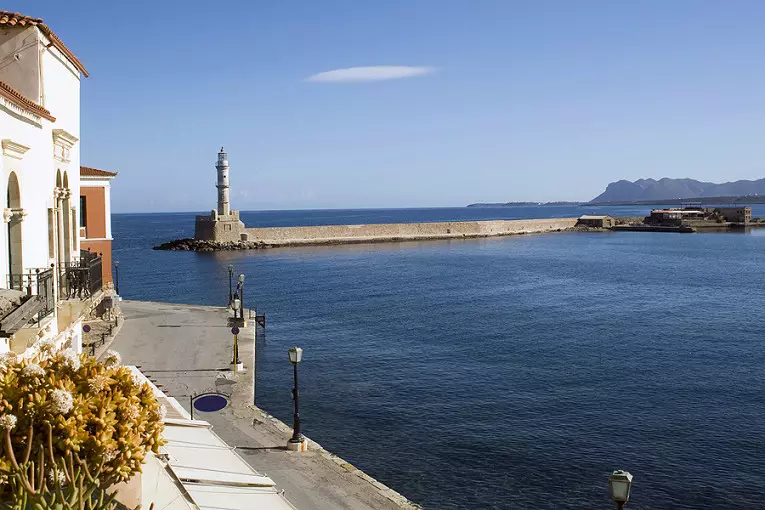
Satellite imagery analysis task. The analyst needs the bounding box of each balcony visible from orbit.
[2,267,56,351]
[60,251,103,300]
[57,251,104,335]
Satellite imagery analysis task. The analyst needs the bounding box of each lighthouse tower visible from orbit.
[216,147,230,216]
[194,147,245,241]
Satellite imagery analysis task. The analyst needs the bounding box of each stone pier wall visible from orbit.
[245,218,578,246]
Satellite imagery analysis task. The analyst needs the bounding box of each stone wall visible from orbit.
[194,210,246,241]
[245,218,578,246]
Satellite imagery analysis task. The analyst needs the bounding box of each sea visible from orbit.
[112,205,765,509]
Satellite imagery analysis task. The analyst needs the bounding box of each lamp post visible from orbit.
[113,260,119,295]
[231,298,241,369]
[287,346,304,449]
[238,274,245,317]
[227,264,233,305]
[608,470,633,510]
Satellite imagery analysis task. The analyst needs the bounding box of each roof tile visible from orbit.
[80,166,118,178]
[0,11,88,77]
[0,80,55,121]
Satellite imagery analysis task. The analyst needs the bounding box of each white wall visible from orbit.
[0,26,81,283]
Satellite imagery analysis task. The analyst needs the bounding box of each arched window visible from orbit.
[7,172,22,283]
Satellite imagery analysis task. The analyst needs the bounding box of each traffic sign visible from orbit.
[231,327,240,335]
[83,324,91,333]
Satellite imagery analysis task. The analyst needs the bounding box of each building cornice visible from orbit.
[1,139,31,160]
[0,82,54,126]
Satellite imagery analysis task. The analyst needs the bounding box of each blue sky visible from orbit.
[13,1,765,212]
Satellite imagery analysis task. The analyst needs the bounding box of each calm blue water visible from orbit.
[113,207,765,509]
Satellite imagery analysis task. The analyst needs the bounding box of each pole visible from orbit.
[232,333,240,365]
[228,266,233,305]
[253,326,257,406]
[616,503,624,510]
[114,262,120,295]
[240,279,245,319]
[291,363,301,442]
[190,396,194,420]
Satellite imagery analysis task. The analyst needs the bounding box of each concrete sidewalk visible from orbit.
[110,300,420,510]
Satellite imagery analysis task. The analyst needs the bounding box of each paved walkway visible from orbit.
[110,300,420,510]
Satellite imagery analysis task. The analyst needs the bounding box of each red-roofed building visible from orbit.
[80,166,117,284]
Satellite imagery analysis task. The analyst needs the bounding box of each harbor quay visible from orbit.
[108,299,420,510]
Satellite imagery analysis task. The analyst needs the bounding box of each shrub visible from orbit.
[0,348,164,509]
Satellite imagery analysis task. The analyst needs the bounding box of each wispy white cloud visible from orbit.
[306,66,436,83]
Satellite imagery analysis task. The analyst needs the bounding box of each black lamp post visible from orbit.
[227,264,233,305]
[237,274,245,317]
[288,346,303,444]
[113,260,120,295]
[609,470,633,510]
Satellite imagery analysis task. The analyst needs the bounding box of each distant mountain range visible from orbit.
[591,178,765,204]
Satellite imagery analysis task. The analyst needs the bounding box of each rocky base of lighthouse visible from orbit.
[153,238,270,252]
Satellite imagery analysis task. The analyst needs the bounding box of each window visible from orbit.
[80,196,87,228]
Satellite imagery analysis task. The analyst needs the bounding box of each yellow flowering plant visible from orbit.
[0,347,164,510]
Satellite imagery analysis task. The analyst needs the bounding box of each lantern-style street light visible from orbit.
[237,274,245,317]
[231,294,241,321]
[608,470,633,509]
[113,260,120,295]
[288,346,303,448]
[227,264,233,305]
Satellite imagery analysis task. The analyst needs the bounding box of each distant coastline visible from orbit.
[466,201,583,208]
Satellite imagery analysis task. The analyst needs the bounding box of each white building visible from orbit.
[0,11,96,356]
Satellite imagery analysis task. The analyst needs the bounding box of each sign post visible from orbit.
[83,324,91,355]
[230,326,243,372]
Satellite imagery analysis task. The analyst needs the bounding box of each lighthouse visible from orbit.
[194,147,245,241]
[216,147,230,216]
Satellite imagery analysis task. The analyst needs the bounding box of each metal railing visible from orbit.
[60,251,103,299]
[6,267,55,322]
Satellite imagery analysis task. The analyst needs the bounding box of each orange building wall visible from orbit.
[80,239,112,283]
[80,185,112,284]
[81,187,106,239]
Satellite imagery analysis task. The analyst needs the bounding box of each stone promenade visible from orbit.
[109,300,420,510]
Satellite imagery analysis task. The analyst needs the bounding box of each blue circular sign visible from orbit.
[231,327,240,335]
[193,394,229,413]
[83,324,91,333]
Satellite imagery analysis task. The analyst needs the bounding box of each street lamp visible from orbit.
[609,470,633,509]
[231,295,241,320]
[288,346,303,448]
[113,260,120,295]
[238,274,245,317]
[227,264,233,305]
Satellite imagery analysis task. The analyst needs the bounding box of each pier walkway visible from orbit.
[109,300,419,510]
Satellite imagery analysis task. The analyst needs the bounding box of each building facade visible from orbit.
[0,11,102,357]
[80,166,116,283]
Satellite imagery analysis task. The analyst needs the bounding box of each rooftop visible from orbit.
[80,166,118,178]
[0,80,55,121]
[0,11,88,77]
[127,367,297,510]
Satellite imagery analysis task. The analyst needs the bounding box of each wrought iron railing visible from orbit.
[60,252,103,299]
[6,267,55,322]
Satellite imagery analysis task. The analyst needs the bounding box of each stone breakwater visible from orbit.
[153,238,270,252]
[245,218,579,246]
[158,218,579,251]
